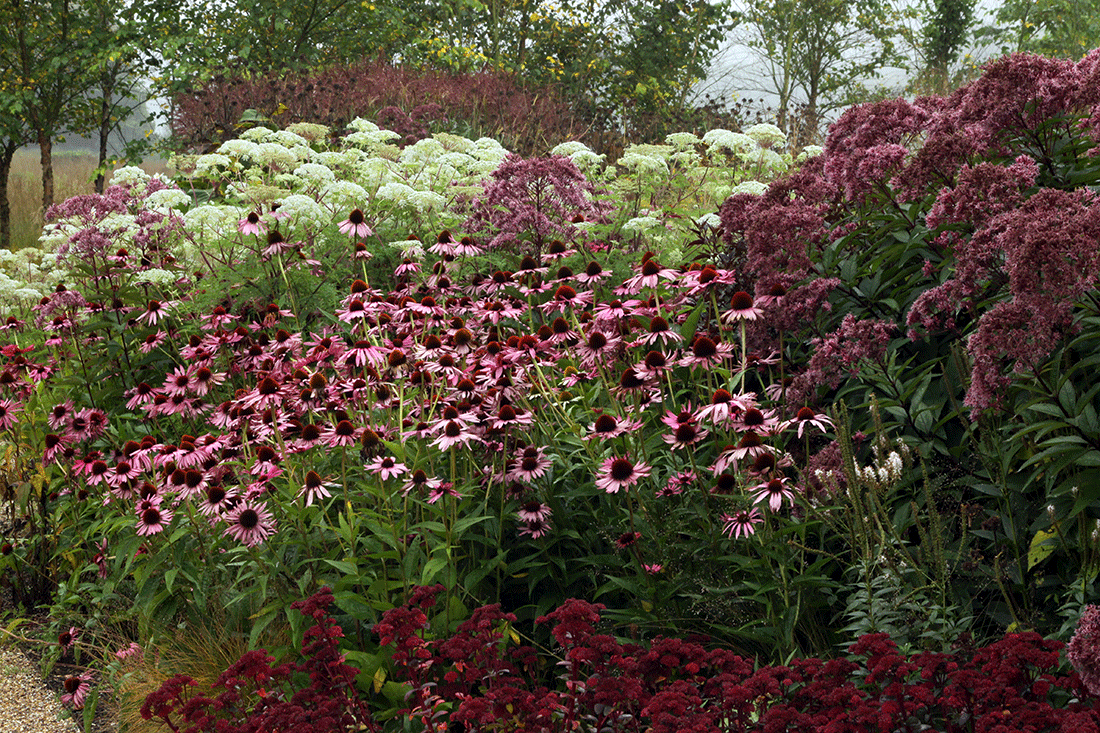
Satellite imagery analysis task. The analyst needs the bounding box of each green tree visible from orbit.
[987,0,1100,59]
[401,0,733,137]
[921,0,977,88]
[727,0,910,144]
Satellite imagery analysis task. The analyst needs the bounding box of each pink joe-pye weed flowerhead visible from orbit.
[1069,604,1100,697]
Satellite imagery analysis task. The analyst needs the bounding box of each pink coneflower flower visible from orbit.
[752,477,795,511]
[508,446,552,483]
[516,501,552,523]
[616,531,641,549]
[454,236,483,256]
[249,445,282,477]
[105,460,142,488]
[366,456,409,481]
[197,484,237,517]
[595,456,651,493]
[190,366,226,396]
[620,254,677,293]
[137,299,168,326]
[538,285,593,314]
[299,470,336,507]
[730,431,771,461]
[139,331,167,353]
[658,469,696,497]
[402,469,442,497]
[635,315,682,347]
[541,240,575,261]
[679,335,734,369]
[60,672,93,709]
[575,260,611,285]
[344,339,384,367]
[644,563,663,574]
[58,626,79,652]
[42,433,73,464]
[585,413,631,441]
[136,504,173,536]
[721,291,764,323]
[85,459,110,486]
[680,264,736,294]
[394,258,421,277]
[697,388,751,426]
[0,398,21,430]
[734,407,780,436]
[663,420,708,450]
[785,406,834,438]
[162,366,193,397]
[338,208,373,238]
[722,508,763,539]
[575,328,620,366]
[429,229,457,256]
[430,420,478,450]
[47,400,74,430]
[427,482,462,503]
[176,468,209,500]
[593,298,631,323]
[490,403,534,431]
[224,501,276,547]
[518,517,552,539]
[204,305,238,330]
[239,211,266,235]
[125,382,158,410]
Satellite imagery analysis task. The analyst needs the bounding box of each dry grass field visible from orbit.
[8,148,168,251]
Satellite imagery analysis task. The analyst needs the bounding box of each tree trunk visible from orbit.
[0,140,17,250]
[96,73,114,194]
[38,130,54,212]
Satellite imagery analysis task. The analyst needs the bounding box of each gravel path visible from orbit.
[0,645,82,733]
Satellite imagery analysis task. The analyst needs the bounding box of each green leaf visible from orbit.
[1028,526,1059,570]
[321,558,358,575]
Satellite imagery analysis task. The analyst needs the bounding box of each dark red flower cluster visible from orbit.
[144,588,1100,732]
[140,587,375,733]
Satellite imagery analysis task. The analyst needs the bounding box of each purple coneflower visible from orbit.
[238,211,266,235]
[722,508,763,539]
[785,406,834,438]
[0,398,21,430]
[299,470,336,507]
[595,456,651,494]
[61,672,93,709]
[721,291,764,323]
[136,504,173,536]
[338,208,373,238]
[366,456,409,482]
[516,501,552,523]
[223,501,276,547]
[58,626,79,652]
[518,517,552,539]
[508,447,551,483]
[751,477,795,511]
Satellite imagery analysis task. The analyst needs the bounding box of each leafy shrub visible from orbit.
[719,50,1100,635]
